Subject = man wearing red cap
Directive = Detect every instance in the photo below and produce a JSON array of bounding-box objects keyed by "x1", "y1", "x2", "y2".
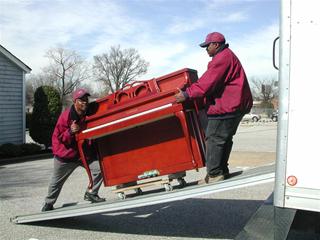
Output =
[
  {"x1": 42, "y1": 88, "x2": 105, "y2": 211},
  {"x1": 175, "y1": 32, "x2": 253, "y2": 184}
]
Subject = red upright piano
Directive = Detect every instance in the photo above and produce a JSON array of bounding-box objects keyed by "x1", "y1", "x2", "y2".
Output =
[{"x1": 77, "y1": 68, "x2": 206, "y2": 188}]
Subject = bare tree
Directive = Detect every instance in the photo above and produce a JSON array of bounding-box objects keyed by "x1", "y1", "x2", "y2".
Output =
[
  {"x1": 26, "y1": 79, "x2": 34, "y2": 107},
  {"x1": 45, "y1": 47, "x2": 89, "y2": 105},
  {"x1": 93, "y1": 45, "x2": 149, "y2": 93},
  {"x1": 250, "y1": 76, "x2": 279, "y2": 116},
  {"x1": 250, "y1": 76, "x2": 278, "y2": 102}
]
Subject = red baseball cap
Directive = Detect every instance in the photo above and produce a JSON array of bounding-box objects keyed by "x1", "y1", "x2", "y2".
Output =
[
  {"x1": 72, "y1": 88, "x2": 90, "y2": 102},
  {"x1": 199, "y1": 32, "x2": 226, "y2": 48}
]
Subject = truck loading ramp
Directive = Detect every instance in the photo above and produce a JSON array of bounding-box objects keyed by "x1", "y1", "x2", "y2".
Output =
[{"x1": 11, "y1": 164, "x2": 274, "y2": 224}]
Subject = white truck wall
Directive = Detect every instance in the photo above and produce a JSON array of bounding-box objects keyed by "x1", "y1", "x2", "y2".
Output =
[{"x1": 274, "y1": 0, "x2": 320, "y2": 212}]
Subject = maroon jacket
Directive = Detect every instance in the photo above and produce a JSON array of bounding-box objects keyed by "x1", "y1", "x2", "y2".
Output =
[
  {"x1": 52, "y1": 106, "x2": 93, "y2": 161},
  {"x1": 186, "y1": 45, "x2": 253, "y2": 117}
]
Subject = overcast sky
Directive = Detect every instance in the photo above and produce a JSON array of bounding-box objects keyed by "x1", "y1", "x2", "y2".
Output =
[{"x1": 0, "y1": 0, "x2": 279, "y2": 82}]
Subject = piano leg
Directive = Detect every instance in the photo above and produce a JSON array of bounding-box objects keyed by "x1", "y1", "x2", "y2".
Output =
[
  {"x1": 174, "y1": 110, "x2": 197, "y2": 168},
  {"x1": 78, "y1": 139, "x2": 94, "y2": 190}
]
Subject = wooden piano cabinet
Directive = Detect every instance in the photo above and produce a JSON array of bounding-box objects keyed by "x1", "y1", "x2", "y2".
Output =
[
  {"x1": 96, "y1": 112, "x2": 205, "y2": 186},
  {"x1": 77, "y1": 68, "x2": 206, "y2": 189}
]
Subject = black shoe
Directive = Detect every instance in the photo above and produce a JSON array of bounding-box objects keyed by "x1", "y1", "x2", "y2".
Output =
[
  {"x1": 84, "y1": 192, "x2": 105, "y2": 203},
  {"x1": 41, "y1": 203, "x2": 54, "y2": 212},
  {"x1": 223, "y1": 169, "x2": 230, "y2": 179}
]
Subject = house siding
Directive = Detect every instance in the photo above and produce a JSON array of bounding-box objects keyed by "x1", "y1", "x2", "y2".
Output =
[{"x1": 0, "y1": 52, "x2": 24, "y2": 145}]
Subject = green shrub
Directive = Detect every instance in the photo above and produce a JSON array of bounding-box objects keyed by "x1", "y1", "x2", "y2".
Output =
[
  {"x1": 0, "y1": 143, "x2": 44, "y2": 158},
  {"x1": 29, "y1": 86, "x2": 62, "y2": 148},
  {"x1": 0, "y1": 143, "x2": 23, "y2": 157},
  {"x1": 21, "y1": 143, "x2": 42, "y2": 155}
]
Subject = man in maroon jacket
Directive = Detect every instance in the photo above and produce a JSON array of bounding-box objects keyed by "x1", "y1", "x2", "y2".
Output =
[
  {"x1": 42, "y1": 88, "x2": 105, "y2": 212},
  {"x1": 175, "y1": 32, "x2": 253, "y2": 184}
]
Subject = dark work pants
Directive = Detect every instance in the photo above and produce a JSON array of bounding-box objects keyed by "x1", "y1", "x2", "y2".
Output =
[
  {"x1": 44, "y1": 156, "x2": 103, "y2": 205},
  {"x1": 205, "y1": 115, "x2": 243, "y2": 177}
]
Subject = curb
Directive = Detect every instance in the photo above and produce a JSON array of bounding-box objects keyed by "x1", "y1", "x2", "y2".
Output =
[{"x1": 0, "y1": 153, "x2": 53, "y2": 166}]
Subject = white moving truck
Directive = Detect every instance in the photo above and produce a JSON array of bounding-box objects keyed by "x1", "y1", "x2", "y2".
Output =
[
  {"x1": 236, "y1": 0, "x2": 320, "y2": 239},
  {"x1": 275, "y1": 0, "x2": 320, "y2": 213}
]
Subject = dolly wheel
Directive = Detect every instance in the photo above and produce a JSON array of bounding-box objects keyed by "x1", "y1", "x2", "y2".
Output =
[
  {"x1": 118, "y1": 192, "x2": 126, "y2": 200},
  {"x1": 135, "y1": 188, "x2": 143, "y2": 195},
  {"x1": 177, "y1": 178, "x2": 187, "y2": 188},
  {"x1": 164, "y1": 183, "x2": 173, "y2": 192}
]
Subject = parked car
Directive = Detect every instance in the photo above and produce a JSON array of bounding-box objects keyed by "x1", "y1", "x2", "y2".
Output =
[
  {"x1": 271, "y1": 110, "x2": 278, "y2": 122},
  {"x1": 242, "y1": 112, "x2": 261, "y2": 122}
]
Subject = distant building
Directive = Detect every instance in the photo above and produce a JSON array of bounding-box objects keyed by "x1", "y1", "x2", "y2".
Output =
[
  {"x1": 251, "y1": 101, "x2": 262, "y2": 113},
  {"x1": 0, "y1": 45, "x2": 31, "y2": 145}
]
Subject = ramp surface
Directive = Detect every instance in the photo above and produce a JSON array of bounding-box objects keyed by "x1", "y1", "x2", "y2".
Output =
[{"x1": 11, "y1": 164, "x2": 275, "y2": 224}]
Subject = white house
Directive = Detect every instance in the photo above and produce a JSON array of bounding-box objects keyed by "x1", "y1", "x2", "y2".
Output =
[{"x1": 0, "y1": 45, "x2": 31, "y2": 145}]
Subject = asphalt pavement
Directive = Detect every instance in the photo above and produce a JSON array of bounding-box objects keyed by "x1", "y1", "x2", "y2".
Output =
[{"x1": 0, "y1": 122, "x2": 277, "y2": 240}]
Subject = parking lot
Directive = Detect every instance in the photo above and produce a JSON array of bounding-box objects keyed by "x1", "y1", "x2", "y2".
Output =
[{"x1": 0, "y1": 122, "x2": 277, "y2": 240}]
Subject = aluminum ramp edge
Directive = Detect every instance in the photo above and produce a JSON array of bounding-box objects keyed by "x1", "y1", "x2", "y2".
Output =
[{"x1": 11, "y1": 164, "x2": 275, "y2": 224}]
